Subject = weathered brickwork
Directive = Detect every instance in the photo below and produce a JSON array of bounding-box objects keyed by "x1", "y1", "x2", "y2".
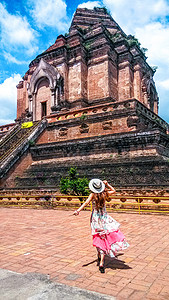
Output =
[
  {"x1": 108, "y1": 60, "x2": 118, "y2": 100},
  {"x1": 36, "y1": 116, "x2": 129, "y2": 144},
  {"x1": 88, "y1": 61, "x2": 109, "y2": 100},
  {"x1": 16, "y1": 8, "x2": 159, "y2": 121},
  {"x1": 1, "y1": 7, "x2": 169, "y2": 191},
  {"x1": 17, "y1": 81, "x2": 28, "y2": 119},
  {"x1": 1, "y1": 152, "x2": 33, "y2": 188},
  {"x1": 68, "y1": 62, "x2": 83, "y2": 101}
]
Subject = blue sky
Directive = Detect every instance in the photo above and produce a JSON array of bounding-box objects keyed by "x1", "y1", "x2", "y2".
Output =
[{"x1": 0, "y1": 0, "x2": 169, "y2": 125}]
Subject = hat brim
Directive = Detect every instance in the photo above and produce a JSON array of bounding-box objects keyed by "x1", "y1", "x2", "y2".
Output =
[{"x1": 89, "y1": 179, "x2": 105, "y2": 193}]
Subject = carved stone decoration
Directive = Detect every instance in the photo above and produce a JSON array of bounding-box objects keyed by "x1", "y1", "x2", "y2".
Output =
[
  {"x1": 141, "y1": 72, "x2": 158, "y2": 113},
  {"x1": 16, "y1": 81, "x2": 24, "y2": 89},
  {"x1": 59, "y1": 127, "x2": 68, "y2": 136},
  {"x1": 127, "y1": 115, "x2": 140, "y2": 128},
  {"x1": 27, "y1": 59, "x2": 59, "y2": 95},
  {"x1": 102, "y1": 121, "x2": 112, "y2": 130},
  {"x1": 51, "y1": 105, "x2": 61, "y2": 112},
  {"x1": 79, "y1": 123, "x2": 89, "y2": 133},
  {"x1": 15, "y1": 108, "x2": 33, "y2": 123},
  {"x1": 27, "y1": 58, "x2": 64, "y2": 119}
]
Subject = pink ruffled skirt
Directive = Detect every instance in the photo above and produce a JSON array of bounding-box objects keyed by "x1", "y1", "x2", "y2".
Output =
[{"x1": 91, "y1": 208, "x2": 129, "y2": 257}]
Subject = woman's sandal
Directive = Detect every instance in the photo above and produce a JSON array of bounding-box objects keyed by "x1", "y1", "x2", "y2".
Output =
[
  {"x1": 97, "y1": 254, "x2": 101, "y2": 266},
  {"x1": 99, "y1": 265, "x2": 105, "y2": 273}
]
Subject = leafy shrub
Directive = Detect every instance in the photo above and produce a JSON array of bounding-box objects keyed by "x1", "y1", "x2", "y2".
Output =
[{"x1": 60, "y1": 167, "x2": 89, "y2": 202}]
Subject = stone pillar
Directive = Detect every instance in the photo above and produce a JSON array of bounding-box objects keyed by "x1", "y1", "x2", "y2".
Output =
[
  {"x1": 28, "y1": 96, "x2": 33, "y2": 113},
  {"x1": 133, "y1": 63, "x2": 142, "y2": 102},
  {"x1": 50, "y1": 88, "x2": 55, "y2": 107},
  {"x1": 154, "y1": 99, "x2": 159, "y2": 114},
  {"x1": 68, "y1": 43, "x2": 87, "y2": 107},
  {"x1": 108, "y1": 56, "x2": 118, "y2": 101},
  {"x1": 32, "y1": 93, "x2": 36, "y2": 121},
  {"x1": 118, "y1": 53, "x2": 133, "y2": 101},
  {"x1": 17, "y1": 81, "x2": 27, "y2": 119},
  {"x1": 141, "y1": 74, "x2": 150, "y2": 107}
]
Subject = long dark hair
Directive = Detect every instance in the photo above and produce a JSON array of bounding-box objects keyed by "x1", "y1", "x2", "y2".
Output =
[{"x1": 93, "y1": 190, "x2": 110, "y2": 211}]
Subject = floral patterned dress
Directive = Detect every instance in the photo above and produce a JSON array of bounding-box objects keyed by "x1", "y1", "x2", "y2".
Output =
[{"x1": 91, "y1": 204, "x2": 129, "y2": 257}]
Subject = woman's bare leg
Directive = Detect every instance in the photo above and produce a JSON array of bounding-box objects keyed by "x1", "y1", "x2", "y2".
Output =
[
  {"x1": 99, "y1": 253, "x2": 105, "y2": 273},
  {"x1": 100, "y1": 253, "x2": 105, "y2": 266}
]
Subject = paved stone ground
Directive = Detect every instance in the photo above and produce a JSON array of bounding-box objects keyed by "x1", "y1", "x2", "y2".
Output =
[
  {"x1": 0, "y1": 269, "x2": 114, "y2": 300},
  {"x1": 0, "y1": 208, "x2": 169, "y2": 300}
]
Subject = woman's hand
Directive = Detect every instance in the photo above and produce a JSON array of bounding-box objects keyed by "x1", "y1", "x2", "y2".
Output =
[
  {"x1": 73, "y1": 210, "x2": 79, "y2": 216},
  {"x1": 103, "y1": 180, "x2": 116, "y2": 194},
  {"x1": 73, "y1": 194, "x2": 93, "y2": 216}
]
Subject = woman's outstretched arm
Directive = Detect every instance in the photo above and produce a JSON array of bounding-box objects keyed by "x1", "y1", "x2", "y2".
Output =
[
  {"x1": 103, "y1": 180, "x2": 116, "y2": 195},
  {"x1": 73, "y1": 193, "x2": 94, "y2": 215}
]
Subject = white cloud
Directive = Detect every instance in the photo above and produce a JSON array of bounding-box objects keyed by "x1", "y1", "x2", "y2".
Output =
[
  {"x1": 0, "y1": 74, "x2": 22, "y2": 125},
  {"x1": 30, "y1": 0, "x2": 69, "y2": 31},
  {"x1": 135, "y1": 22, "x2": 169, "y2": 67},
  {"x1": 135, "y1": 21, "x2": 169, "y2": 122},
  {"x1": 0, "y1": 3, "x2": 36, "y2": 49},
  {"x1": 0, "y1": 74, "x2": 22, "y2": 103},
  {"x1": 25, "y1": 46, "x2": 39, "y2": 57},
  {"x1": 102, "y1": 0, "x2": 169, "y2": 33},
  {"x1": 78, "y1": 1, "x2": 101, "y2": 9},
  {"x1": 3, "y1": 52, "x2": 28, "y2": 65}
]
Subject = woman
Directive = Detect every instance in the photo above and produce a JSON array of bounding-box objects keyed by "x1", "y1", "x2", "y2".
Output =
[{"x1": 73, "y1": 179, "x2": 129, "y2": 273}]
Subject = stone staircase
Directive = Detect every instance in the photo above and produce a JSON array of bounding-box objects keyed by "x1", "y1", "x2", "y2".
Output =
[
  {"x1": 0, "y1": 119, "x2": 47, "y2": 179},
  {"x1": 15, "y1": 155, "x2": 169, "y2": 190},
  {"x1": 0, "y1": 123, "x2": 15, "y2": 140}
]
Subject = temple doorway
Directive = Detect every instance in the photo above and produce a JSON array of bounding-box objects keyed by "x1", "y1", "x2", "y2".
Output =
[
  {"x1": 41, "y1": 102, "x2": 47, "y2": 118},
  {"x1": 35, "y1": 78, "x2": 50, "y2": 120}
]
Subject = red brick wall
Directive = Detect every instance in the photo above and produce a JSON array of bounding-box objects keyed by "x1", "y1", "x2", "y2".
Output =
[
  {"x1": 88, "y1": 61, "x2": 109, "y2": 100},
  {"x1": 68, "y1": 62, "x2": 82, "y2": 101},
  {"x1": 118, "y1": 66, "x2": 133, "y2": 100},
  {"x1": 17, "y1": 84, "x2": 27, "y2": 119},
  {"x1": 1, "y1": 152, "x2": 33, "y2": 188},
  {"x1": 36, "y1": 116, "x2": 131, "y2": 144}
]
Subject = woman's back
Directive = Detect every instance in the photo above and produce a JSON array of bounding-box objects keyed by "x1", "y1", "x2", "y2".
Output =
[{"x1": 92, "y1": 191, "x2": 110, "y2": 211}]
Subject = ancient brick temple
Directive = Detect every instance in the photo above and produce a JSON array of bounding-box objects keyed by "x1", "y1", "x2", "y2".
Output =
[
  {"x1": 17, "y1": 7, "x2": 159, "y2": 119},
  {"x1": 1, "y1": 7, "x2": 169, "y2": 190}
]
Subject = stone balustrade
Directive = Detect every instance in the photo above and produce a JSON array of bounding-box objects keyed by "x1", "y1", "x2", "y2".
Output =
[
  {"x1": 0, "y1": 123, "x2": 16, "y2": 139},
  {"x1": 0, "y1": 191, "x2": 169, "y2": 214},
  {"x1": 46, "y1": 98, "x2": 169, "y2": 133},
  {"x1": 0, "y1": 119, "x2": 47, "y2": 179}
]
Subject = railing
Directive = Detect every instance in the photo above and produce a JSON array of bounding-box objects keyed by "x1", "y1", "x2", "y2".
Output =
[
  {"x1": 0, "y1": 124, "x2": 20, "y2": 148},
  {"x1": 0, "y1": 193, "x2": 169, "y2": 214},
  {"x1": 46, "y1": 98, "x2": 169, "y2": 132},
  {"x1": 0, "y1": 121, "x2": 40, "y2": 164},
  {"x1": 0, "y1": 123, "x2": 15, "y2": 135}
]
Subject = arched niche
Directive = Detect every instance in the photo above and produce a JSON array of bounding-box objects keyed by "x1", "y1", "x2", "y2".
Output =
[
  {"x1": 148, "y1": 83, "x2": 158, "y2": 113},
  {"x1": 35, "y1": 77, "x2": 50, "y2": 119},
  {"x1": 27, "y1": 58, "x2": 64, "y2": 120},
  {"x1": 141, "y1": 73, "x2": 158, "y2": 113}
]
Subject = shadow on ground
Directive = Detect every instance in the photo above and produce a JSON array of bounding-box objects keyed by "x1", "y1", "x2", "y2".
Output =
[{"x1": 82, "y1": 253, "x2": 131, "y2": 271}]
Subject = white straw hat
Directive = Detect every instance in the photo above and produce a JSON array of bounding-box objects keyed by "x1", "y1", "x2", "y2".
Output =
[{"x1": 89, "y1": 178, "x2": 105, "y2": 193}]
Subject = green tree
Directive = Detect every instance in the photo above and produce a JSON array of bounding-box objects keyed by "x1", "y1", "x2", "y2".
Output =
[{"x1": 60, "y1": 167, "x2": 89, "y2": 202}]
